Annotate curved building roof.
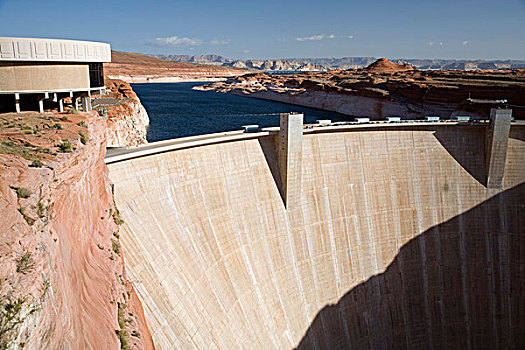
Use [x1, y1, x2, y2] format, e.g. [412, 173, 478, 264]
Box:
[0, 37, 111, 63]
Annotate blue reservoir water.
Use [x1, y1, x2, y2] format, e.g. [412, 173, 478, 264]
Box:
[131, 82, 351, 142]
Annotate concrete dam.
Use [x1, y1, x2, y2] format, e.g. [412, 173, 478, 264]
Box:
[106, 113, 525, 349]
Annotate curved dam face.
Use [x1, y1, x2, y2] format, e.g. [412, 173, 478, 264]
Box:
[107, 122, 525, 349]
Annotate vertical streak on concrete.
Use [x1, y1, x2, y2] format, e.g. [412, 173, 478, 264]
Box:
[483, 203, 498, 347]
[486, 109, 512, 189]
[279, 113, 303, 209]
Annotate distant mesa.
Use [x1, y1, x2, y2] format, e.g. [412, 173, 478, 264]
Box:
[364, 57, 414, 73]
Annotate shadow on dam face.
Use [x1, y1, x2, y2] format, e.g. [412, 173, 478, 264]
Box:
[433, 126, 487, 186]
[295, 183, 525, 350]
[107, 126, 525, 349]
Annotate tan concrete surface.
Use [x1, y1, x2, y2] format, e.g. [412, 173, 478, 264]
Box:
[108, 125, 525, 349]
[0, 62, 89, 92]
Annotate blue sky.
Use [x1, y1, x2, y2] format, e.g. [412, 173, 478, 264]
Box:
[1, 0, 524, 60]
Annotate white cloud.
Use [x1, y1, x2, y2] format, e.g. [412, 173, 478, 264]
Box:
[295, 34, 335, 41]
[242, 49, 251, 54]
[147, 36, 203, 47]
[294, 33, 353, 42]
[462, 40, 469, 46]
[210, 39, 231, 45]
[428, 41, 444, 46]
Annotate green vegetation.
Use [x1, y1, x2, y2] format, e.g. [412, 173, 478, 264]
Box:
[58, 141, 72, 153]
[0, 297, 25, 349]
[60, 116, 68, 121]
[37, 201, 45, 218]
[116, 302, 130, 350]
[29, 160, 43, 168]
[18, 207, 34, 226]
[77, 120, 88, 128]
[16, 251, 34, 274]
[15, 187, 31, 199]
[0, 141, 45, 162]
[131, 330, 141, 338]
[79, 131, 88, 145]
[110, 207, 124, 226]
[50, 123, 63, 130]
[111, 239, 120, 256]
[68, 107, 79, 114]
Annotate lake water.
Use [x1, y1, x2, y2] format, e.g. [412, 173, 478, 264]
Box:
[131, 82, 351, 142]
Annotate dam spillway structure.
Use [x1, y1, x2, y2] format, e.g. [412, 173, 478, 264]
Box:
[105, 111, 525, 349]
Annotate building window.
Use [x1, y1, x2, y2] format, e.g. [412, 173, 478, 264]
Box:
[89, 63, 104, 88]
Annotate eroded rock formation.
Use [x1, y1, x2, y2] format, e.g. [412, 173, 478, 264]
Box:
[104, 78, 150, 147]
[197, 59, 525, 120]
[0, 111, 153, 349]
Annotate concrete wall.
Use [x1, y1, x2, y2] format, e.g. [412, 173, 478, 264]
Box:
[0, 62, 90, 92]
[0, 37, 111, 63]
[108, 126, 525, 349]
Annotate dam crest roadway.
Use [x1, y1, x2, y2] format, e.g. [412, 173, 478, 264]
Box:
[105, 113, 524, 349]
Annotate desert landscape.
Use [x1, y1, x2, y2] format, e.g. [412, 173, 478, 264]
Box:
[105, 51, 247, 83]
[198, 58, 525, 119]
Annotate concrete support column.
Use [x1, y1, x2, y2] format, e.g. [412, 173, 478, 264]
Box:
[37, 94, 45, 113]
[58, 98, 64, 113]
[81, 96, 91, 112]
[278, 112, 304, 209]
[486, 108, 512, 189]
[73, 96, 79, 110]
[14, 93, 20, 113]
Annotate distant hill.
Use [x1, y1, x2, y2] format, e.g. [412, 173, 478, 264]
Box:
[111, 51, 234, 70]
[148, 53, 525, 72]
[104, 51, 247, 83]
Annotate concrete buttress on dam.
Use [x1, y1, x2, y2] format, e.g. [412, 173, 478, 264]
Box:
[107, 115, 525, 349]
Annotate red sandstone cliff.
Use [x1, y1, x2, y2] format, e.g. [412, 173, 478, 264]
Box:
[103, 78, 150, 147]
[0, 111, 154, 349]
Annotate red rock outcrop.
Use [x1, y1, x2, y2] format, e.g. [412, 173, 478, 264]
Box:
[103, 78, 150, 147]
[363, 58, 414, 73]
[0, 111, 154, 349]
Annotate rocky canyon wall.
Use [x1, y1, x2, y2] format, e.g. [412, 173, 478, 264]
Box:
[233, 89, 472, 119]
[104, 78, 150, 147]
[0, 111, 153, 349]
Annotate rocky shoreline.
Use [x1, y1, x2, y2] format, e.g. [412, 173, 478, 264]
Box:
[197, 58, 525, 120]
[107, 75, 228, 84]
